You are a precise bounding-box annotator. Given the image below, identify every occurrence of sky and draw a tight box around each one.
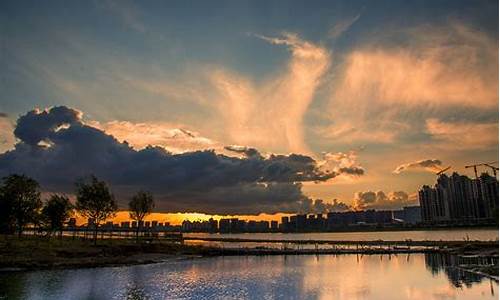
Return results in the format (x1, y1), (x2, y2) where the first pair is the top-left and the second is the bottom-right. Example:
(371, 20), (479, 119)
(0, 0), (498, 217)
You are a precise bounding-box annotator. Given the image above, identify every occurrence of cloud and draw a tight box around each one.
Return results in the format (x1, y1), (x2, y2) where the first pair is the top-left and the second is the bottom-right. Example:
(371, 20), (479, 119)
(333, 23), (497, 109)
(328, 13), (361, 39)
(14, 106), (83, 146)
(0, 116), (15, 154)
(321, 22), (498, 149)
(212, 32), (330, 154)
(425, 118), (498, 150)
(353, 190), (417, 210)
(311, 198), (351, 213)
(317, 151), (364, 177)
(313, 122), (403, 144)
(393, 159), (442, 174)
(89, 120), (217, 153)
(0, 106), (364, 215)
(224, 145), (262, 158)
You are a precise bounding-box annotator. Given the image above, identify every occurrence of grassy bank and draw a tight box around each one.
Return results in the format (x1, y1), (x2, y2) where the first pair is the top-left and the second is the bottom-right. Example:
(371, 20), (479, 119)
(0, 235), (221, 270)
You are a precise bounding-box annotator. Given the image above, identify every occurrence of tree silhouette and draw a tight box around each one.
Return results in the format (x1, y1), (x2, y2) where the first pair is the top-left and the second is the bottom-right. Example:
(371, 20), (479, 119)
(129, 191), (155, 241)
(75, 175), (117, 244)
(42, 194), (73, 237)
(0, 174), (42, 237)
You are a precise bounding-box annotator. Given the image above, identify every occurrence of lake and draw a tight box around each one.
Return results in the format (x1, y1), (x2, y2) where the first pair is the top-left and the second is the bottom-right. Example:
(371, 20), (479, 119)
(0, 253), (496, 300)
(184, 228), (499, 242)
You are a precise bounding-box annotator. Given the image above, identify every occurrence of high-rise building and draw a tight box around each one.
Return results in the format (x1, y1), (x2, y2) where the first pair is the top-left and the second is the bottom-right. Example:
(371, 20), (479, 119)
(270, 220), (278, 231)
(419, 172), (498, 223)
(479, 173), (499, 219)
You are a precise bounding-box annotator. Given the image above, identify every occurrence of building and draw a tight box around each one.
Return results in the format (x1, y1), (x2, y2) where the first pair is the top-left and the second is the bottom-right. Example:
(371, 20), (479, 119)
(419, 172), (498, 223)
(121, 221), (130, 228)
(67, 218), (77, 228)
(479, 173), (499, 219)
(280, 216), (289, 231)
(393, 206), (421, 224)
(219, 218), (231, 233)
(270, 220), (278, 231)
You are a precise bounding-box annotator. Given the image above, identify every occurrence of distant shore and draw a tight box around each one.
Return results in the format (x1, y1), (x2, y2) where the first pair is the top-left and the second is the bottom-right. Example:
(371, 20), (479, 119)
(207, 224), (499, 234)
(0, 234), (497, 275)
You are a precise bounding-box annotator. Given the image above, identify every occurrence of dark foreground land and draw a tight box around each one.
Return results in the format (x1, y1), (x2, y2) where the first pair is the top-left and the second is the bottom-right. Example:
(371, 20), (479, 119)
(0, 236), (217, 271)
(0, 235), (497, 278)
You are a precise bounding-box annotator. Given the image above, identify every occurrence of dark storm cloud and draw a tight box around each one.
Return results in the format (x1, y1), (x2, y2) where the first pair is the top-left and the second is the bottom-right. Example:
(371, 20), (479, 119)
(14, 106), (82, 146)
(0, 106), (360, 215)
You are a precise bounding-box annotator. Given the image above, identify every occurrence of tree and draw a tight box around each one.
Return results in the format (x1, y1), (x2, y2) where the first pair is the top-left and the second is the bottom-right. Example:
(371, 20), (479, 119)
(75, 175), (117, 244)
(42, 194), (73, 237)
(0, 174), (42, 237)
(129, 191), (155, 241)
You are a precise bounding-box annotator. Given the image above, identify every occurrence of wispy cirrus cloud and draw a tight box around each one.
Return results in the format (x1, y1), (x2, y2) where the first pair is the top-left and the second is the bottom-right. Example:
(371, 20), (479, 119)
(328, 13), (361, 39)
(333, 22), (497, 109)
(212, 32), (330, 154)
(425, 118), (498, 150)
(319, 22), (498, 152)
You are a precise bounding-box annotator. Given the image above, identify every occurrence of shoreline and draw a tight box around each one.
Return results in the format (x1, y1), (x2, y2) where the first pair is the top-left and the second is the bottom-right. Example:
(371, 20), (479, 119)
(211, 225), (500, 234)
(0, 235), (497, 273)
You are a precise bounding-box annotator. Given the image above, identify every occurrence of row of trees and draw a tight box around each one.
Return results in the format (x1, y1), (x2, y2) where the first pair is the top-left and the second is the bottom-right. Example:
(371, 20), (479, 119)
(0, 174), (155, 244)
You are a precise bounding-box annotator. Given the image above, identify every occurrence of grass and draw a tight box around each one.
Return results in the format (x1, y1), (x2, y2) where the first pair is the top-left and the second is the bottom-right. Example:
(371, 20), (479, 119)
(0, 235), (215, 270)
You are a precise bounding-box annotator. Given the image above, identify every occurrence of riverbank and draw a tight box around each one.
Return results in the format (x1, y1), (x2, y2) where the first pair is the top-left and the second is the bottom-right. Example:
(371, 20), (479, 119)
(0, 235), (497, 274)
(0, 236), (220, 271)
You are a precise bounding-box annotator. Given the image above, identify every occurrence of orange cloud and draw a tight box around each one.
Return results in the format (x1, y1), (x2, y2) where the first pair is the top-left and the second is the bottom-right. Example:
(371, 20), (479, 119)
(353, 190), (418, 210)
(333, 23), (497, 109)
(211, 33), (330, 154)
(426, 118), (498, 150)
(393, 159), (443, 174)
(0, 116), (15, 153)
(319, 22), (498, 150)
(89, 120), (217, 153)
(313, 122), (403, 144)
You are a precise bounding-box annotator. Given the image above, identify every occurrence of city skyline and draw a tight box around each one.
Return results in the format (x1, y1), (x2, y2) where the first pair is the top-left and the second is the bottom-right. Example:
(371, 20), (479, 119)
(0, 2), (497, 299)
(0, 0), (498, 217)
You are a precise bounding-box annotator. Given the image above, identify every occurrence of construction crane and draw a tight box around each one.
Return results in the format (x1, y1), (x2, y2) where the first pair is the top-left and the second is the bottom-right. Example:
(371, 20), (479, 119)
(465, 164), (481, 178)
(465, 161), (498, 179)
(482, 163), (499, 178)
(435, 166), (451, 176)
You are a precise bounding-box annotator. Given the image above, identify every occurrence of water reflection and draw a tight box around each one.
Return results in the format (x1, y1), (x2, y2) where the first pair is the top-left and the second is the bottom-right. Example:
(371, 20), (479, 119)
(425, 253), (497, 289)
(0, 254), (496, 300)
(184, 229), (499, 242)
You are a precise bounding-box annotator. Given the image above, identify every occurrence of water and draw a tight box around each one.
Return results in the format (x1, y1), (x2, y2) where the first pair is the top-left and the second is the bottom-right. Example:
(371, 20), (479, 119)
(184, 228), (499, 242)
(0, 254), (496, 300)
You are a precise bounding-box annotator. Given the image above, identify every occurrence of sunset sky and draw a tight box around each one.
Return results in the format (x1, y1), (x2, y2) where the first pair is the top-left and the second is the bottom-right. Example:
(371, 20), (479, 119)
(0, 0), (498, 219)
